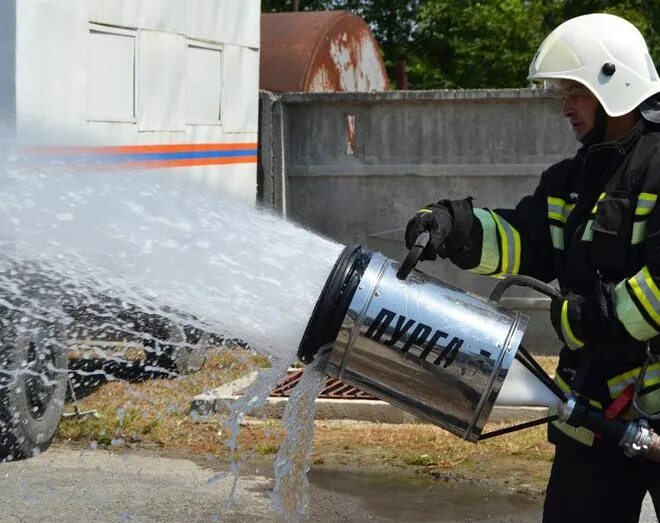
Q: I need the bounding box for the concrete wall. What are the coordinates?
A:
[260,89,579,354]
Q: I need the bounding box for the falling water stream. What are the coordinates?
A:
[0,136,342,521]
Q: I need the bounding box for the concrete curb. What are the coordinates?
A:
[189,372,549,425]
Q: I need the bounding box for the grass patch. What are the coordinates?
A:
[255,443,280,455]
[57,346,272,452]
[402,454,437,467]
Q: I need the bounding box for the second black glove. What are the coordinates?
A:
[404,203,454,261]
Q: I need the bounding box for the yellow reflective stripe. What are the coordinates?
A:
[614,279,659,341]
[547,197,575,224]
[418,209,433,214]
[629,267,660,326]
[582,220,594,242]
[560,300,584,350]
[608,364,660,392]
[470,209,500,275]
[552,373,600,446]
[548,211,566,223]
[547,197,575,249]
[550,412,596,446]
[631,193,657,244]
[591,192,606,214]
[607,363,660,398]
[555,373,568,392]
[555,374,602,408]
[635,193,657,216]
[608,367,640,397]
[490,211,521,277]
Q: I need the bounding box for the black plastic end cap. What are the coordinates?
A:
[297,245,371,365]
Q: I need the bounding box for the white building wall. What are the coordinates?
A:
[11,0,260,204]
[0,1,16,129]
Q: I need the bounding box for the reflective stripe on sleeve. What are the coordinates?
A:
[547,197,575,223]
[490,211,521,277]
[469,209,521,277]
[561,300,584,350]
[471,208,500,275]
[635,193,658,216]
[614,266,660,341]
[547,197,574,250]
[629,267,660,326]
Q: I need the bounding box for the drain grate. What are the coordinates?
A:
[240,369,378,400]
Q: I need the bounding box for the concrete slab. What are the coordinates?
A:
[189,371,549,425]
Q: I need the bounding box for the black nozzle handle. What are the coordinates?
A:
[396,231,431,280]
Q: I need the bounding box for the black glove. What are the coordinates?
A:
[405,203,454,261]
[550,292,599,350]
[405,198,474,261]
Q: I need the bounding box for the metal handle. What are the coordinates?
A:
[396,231,430,280]
[631,344,660,420]
[488,274,561,303]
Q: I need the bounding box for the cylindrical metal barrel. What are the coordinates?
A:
[298,245,528,441]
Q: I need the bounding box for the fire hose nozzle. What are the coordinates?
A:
[559,393,660,462]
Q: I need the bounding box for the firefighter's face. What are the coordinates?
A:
[559,80,600,141]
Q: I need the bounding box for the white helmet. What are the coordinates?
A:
[528,13,660,117]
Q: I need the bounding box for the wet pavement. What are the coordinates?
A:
[0,446,654,522]
[307,468,543,522]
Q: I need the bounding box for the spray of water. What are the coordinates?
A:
[0,150,342,361]
[0,135,341,514]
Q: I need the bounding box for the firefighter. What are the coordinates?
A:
[405,13,660,523]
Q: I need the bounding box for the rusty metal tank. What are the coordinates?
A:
[260,11,388,93]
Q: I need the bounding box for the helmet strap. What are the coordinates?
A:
[580,105,608,146]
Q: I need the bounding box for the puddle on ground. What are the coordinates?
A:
[307,467,543,523]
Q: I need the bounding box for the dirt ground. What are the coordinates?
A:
[57,347,555,497]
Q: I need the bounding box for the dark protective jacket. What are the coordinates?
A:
[451,119,660,447]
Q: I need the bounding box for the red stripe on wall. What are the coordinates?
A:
[120,155,258,169]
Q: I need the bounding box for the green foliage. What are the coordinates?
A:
[335,1,422,68]
[414,0,556,88]
[261,0,660,89]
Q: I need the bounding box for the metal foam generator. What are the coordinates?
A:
[297,234,660,459]
[297,234,557,441]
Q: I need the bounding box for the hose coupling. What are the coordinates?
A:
[620,419,660,462]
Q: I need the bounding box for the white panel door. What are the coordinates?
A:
[186,42,222,125]
[136,29,186,132]
[87,24,136,122]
